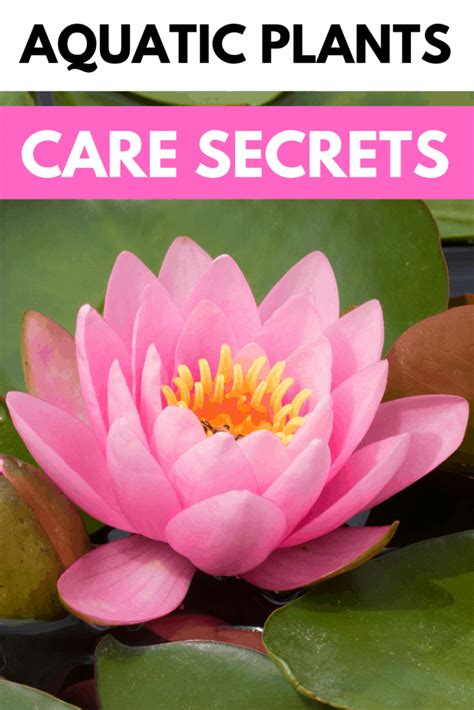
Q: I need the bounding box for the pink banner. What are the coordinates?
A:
[0,106,473,199]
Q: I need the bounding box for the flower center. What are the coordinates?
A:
[161,344,312,445]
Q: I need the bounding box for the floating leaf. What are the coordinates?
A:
[132,91,281,105]
[427,200,474,241]
[96,636,318,708]
[54,91,281,106]
[0,473,64,619]
[146,612,265,653]
[0,398,35,464]
[0,455,89,619]
[0,92,35,106]
[264,532,474,710]
[0,200,447,391]
[450,294,474,307]
[385,305,474,470]
[1,455,90,567]
[275,92,474,106]
[0,680,78,709]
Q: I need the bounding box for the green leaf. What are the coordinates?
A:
[0,680,78,709]
[264,532,474,710]
[54,91,281,106]
[96,636,318,708]
[0,474,65,619]
[0,92,35,106]
[1,455,90,568]
[275,92,474,106]
[132,91,281,105]
[0,200,447,391]
[0,398,35,464]
[426,200,474,241]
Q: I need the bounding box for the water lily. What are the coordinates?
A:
[7,239,468,625]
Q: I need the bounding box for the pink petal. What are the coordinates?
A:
[158,237,213,310]
[104,251,156,346]
[75,305,131,443]
[185,255,261,346]
[329,360,388,479]
[58,535,195,625]
[288,396,333,457]
[243,524,397,590]
[165,490,287,576]
[361,394,469,506]
[174,301,238,377]
[107,360,147,447]
[285,336,332,407]
[22,311,87,422]
[107,419,181,540]
[264,440,330,530]
[259,252,339,330]
[237,430,289,491]
[284,434,409,546]
[140,345,165,438]
[167,433,258,507]
[132,281,184,390]
[325,300,384,389]
[152,406,206,472]
[255,291,322,362]
[6,392,128,530]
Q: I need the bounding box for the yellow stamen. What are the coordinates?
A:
[172,376,190,406]
[245,356,267,392]
[216,344,232,383]
[270,378,294,412]
[273,404,294,429]
[266,361,286,391]
[199,358,212,394]
[193,381,204,411]
[237,394,250,413]
[210,374,225,404]
[292,388,312,416]
[227,363,244,397]
[250,380,268,412]
[161,343,312,445]
[283,416,306,435]
[177,365,194,391]
[162,385,179,406]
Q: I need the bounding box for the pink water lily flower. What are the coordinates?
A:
[7,239,468,626]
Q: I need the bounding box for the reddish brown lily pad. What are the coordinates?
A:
[22,311,86,422]
[0,455,90,619]
[449,294,474,308]
[147,613,266,654]
[385,305,474,470]
[1,456,90,567]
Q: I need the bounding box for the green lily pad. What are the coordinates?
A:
[0,398,35,464]
[0,455,90,619]
[0,680,78,709]
[132,91,281,105]
[54,91,280,106]
[0,200,446,392]
[1,455,90,568]
[96,636,318,708]
[426,200,474,241]
[275,92,474,106]
[0,474,64,619]
[0,92,35,106]
[264,532,474,710]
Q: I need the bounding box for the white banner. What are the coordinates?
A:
[0,0,472,91]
